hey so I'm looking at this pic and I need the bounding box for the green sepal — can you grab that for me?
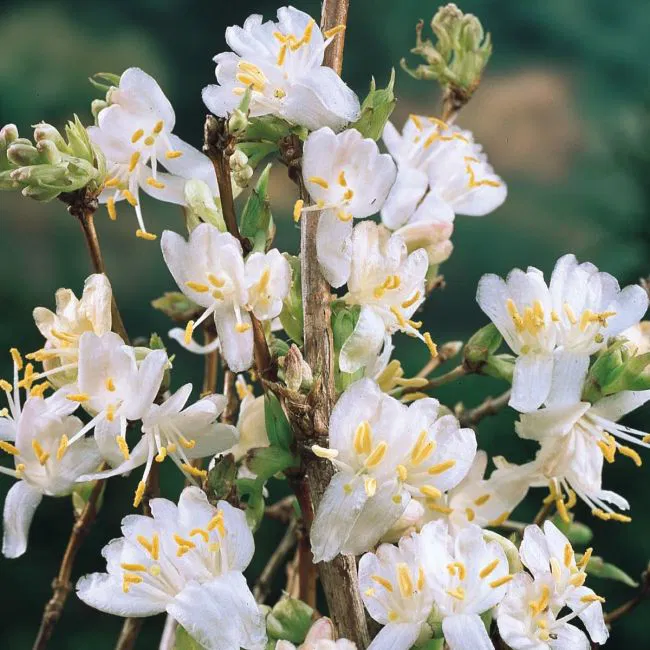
[350,69,396,140]
[247,446,299,482]
[240,163,272,240]
[580,555,639,588]
[266,599,314,643]
[279,255,304,345]
[264,392,294,451]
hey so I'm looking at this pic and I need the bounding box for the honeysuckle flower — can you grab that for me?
[393,209,454,266]
[338,222,432,373]
[381,115,506,232]
[29,273,112,388]
[298,128,396,288]
[161,224,291,372]
[89,67,218,239]
[79,384,238,506]
[226,375,268,461]
[310,379,476,562]
[622,321,650,355]
[1,350,101,558]
[76,486,266,650]
[58,332,168,467]
[477,254,648,412]
[276,617,356,650]
[359,527,436,650]
[202,6,360,132]
[499,521,608,647]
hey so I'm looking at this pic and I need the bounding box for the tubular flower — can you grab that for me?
[58,332,168,468]
[225,375,268,461]
[477,254,648,412]
[79,384,238,507]
[339,222,429,373]
[161,224,291,372]
[1,350,101,558]
[310,379,476,562]
[276,617,356,650]
[299,127,397,288]
[380,116,506,258]
[497,521,608,647]
[202,6,360,132]
[76,486,267,650]
[89,68,218,239]
[29,274,113,388]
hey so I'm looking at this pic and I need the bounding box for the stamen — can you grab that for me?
[276,44,288,66]
[324,24,346,38]
[563,543,573,568]
[128,151,140,173]
[336,210,352,222]
[563,303,577,325]
[479,559,500,579]
[165,151,183,159]
[123,190,138,207]
[186,281,210,293]
[409,115,423,131]
[570,572,587,587]
[420,485,442,499]
[105,177,120,188]
[10,348,23,371]
[550,557,562,581]
[353,421,372,455]
[465,507,475,521]
[428,459,456,475]
[448,561,466,580]
[32,440,50,465]
[580,594,605,604]
[474,494,491,506]
[577,548,593,569]
[155,447,167,463]
[0,441,19,455]
[56,435,68,460]
[338,170,347,186]
[312,445,339,460]
[207,511,226,536]
[190,528,210,542]
[179,437,196,449]
[181,463,207,479]
[146,177,166,190]
[364,476,377,496]
[153,120,164,134]
[121,562,147,572]
[235,323,252,333]
[396,464,408,481]
[66,393,90,403]
[133,481,146,508]
[293,199,304,222]
[446,587,465,601]
[136,230,157,241]
[136,532,160,560]
[105,377,116,392]
[401,292,421,309]
[184,321,195,345]
[364,442,388,469]
[144,135,155,146]
[618,444,642,467]
[131,129,144,143]
[426,502,453,514]
[371,575,393,592]
[423,332,438,358]
[487,511,510,527]
[343,189,354,201]
[396,563,414,598]
[490,574,513,588]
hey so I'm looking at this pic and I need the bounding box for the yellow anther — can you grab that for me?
[207,511,226,536]
[149,564,161,576]
[563,303,577,325]
[364,587,375,597]
[184,320,194,345]
[365,441,388,469]
[293,199,304,222]
[208,542,220,552]
[276,44,288,66]
[447,561,466,580]
[353,421,372,455]
[474,494,491,506]
[0,379,12,392]
[105,177,121,188]
[295,19,315,47]
[131,129,144,143]
[155,447,167,463]
[592,508,611,521]
[551,309,560,322]
[105,404,116,422]
[181,463,207,479]
[597,435,617,463]
[563,543,573,568]
[136,533,160,560]
[423,332,438,358]
[411,430,435,465]
[465,157,502,189]
[420,485,442,500]
[312,445,339,460]
[488,511,510,527]
[388,611,399,622]
[108,197,117,220]
[401,292,421,309]
[30,383,49,398]
[426,502,453,514]
[308,176,330,189]
[556,497,570,523]
[122,190,138,207]
[153,120,164,134]
[407,319,423,329]
[121,563,146,572]
[15,463,25,477]
[428,459,456,475]
[0,441,19,456]
[417,567,425,591]
[174,533,196,549]
[506,299,525,332]
[144,135,155,146]
[643,434,650,444]
[394,377,429,389]
[396,464,408,481]
[122,574,143,592]
[529,585,550,615]
[165,150,183,159]
[364,476,377,497]
[336,210,353,222]
[324,24,346,38]
[190,528,210,542]
[550,557,562,581]
[566,489,577,509]
[136,230,157,241]
[392,494,403,505]
[446,587,465,601]
[490,574,514,588]
[608,512,632,523]
[258,268,271,293]
[185,282,210,295]
[208,273,225,288]
[56,435,68,460]
[134,481,147,508]
[410,114,423,131]
[10,348,23,371]
[578,548,593,569]
[146,177,166,190]
[32,439,50,465]
[167,443,177,453]
[0,408,8,417]
[338,170,347,186]
[371,575,393,592]
[570,572,587,587]
[343,483,352,494]
[479,559,500,579]
[274,88,286,98]
[342,188,354,201]
[128,151,140,173]
[235,322,252,333]
[396,563,414,598]
[580,308,594,332]
[581,594,606,604]
[389,306,407,327]
[51,329,76,344]
[465,508,475,521]
[618,444,642,467]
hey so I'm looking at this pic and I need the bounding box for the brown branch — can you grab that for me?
[605,567,650,625]
[402,364,467,396]
[297,528,318,609]
[201,328,219,396]
[321,0,350,72]
[533,498,554,527]
[254,519,299,603]
[221,369,238,425]
[114,619,143,650]
[32,477,106,650]
[459,390,511,427]
[265,495,297,524]
[415,341,463,378]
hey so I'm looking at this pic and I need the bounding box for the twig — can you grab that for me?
[415,341,463,378]
[115,619,143,650]
[32,477,106,650]
[605,567,650,625]
[402,364,467,396]
[158,615,177,650]
[221,369,238,425]
[297,528,318,609]
[459,390,511,427]
[532,499,554,527]
[265,495,296,524]
[254,519,299,603]
[201,328,219,396]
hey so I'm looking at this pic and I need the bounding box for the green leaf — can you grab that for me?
[279,256,303,346]
[235,477,266,530]
[350,70,396,140]
[237,141,279,169]
[174,625,205,650]
[266,599,314,643]
[88,72,120,93]
[151,292,201,322]
[248,447,299,481]
[581,555,639,588]
[463,323,503,370]
[264,392,294,450]
[207,453,238,501]
[332,303,362,393]
[601,351,650,395]
[243,115,295,142]
[240,163,272,239]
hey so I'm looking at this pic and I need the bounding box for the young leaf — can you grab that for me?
[247,447,299,481]
[264,392,294,450]
[350,70,396,141]
[580,555,639,588]
[174,625,205,650]
[240,163,272,239]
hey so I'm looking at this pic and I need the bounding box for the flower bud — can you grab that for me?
[230,148,249,170]
[33,122,69,152]
[36,139,62,165]
[0,124,19,148]
[228,109,249,136]
[91,99,108,122]
[6,142,40,167]
[395,216,454,265]
[463,323,502,371]
[266,598,314,644]
[183,179,227,232]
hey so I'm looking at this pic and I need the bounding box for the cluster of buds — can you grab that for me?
[0,117,106,202]
[401,3,491,101]
[230,149,254,188]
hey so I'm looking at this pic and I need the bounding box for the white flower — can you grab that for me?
[226,376,268,461]
[339,222,431,373]
[381,115,506,234]
[477,254,648,412]
[393,210,454,266]
[60,332,168,468]
[310,379,476,562]
[622,320,650,355]
[79,384,238,506]
[76,486,266,650]
[276,617,356,650]
[497,521,608,648]
[161,224,291,372]
[298,127,397,288]
[1,351,101,558]
[89,67,217,239]
[202,6,359,132]
[29,274,113,388]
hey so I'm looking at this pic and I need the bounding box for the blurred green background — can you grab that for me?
[1,0,650,647]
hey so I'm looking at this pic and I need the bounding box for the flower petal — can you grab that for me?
[510,353,554,413]
[214,310,254,372]
[339,306,386,374]
[380,168,429,230]
[316,208,353,288]
[367,623,422,650]
[2,481,42,558]
[441,614,493,650]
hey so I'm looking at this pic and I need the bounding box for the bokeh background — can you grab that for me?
[1,0,650,647]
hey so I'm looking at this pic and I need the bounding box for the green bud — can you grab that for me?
[151,291,202,323]
[33,122,69,152]
[599,351,650,395]
[483,530,523,573]
[351,69,396,141]
[463,323,502,371]
[332,303,362,393]
[242,115,297,143]
[551,514,593,547]
[206,453,238,501]
[0,169,19,190]
[0,124,19,148]
[236,141,279,170]
[482,353,515,383]
[239,163,272,241]
[236,477,266,531]
[279,255,303,345]
[228,109,249,136]
[269,337,291,359]
[266,598,314,643]
[72,479,106,518]
[183,179,227,232]
[247,446,299,481]
[7,142,40,166]
[91,99,108,122]
[582,339,626,402]
[36,139,63,165]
